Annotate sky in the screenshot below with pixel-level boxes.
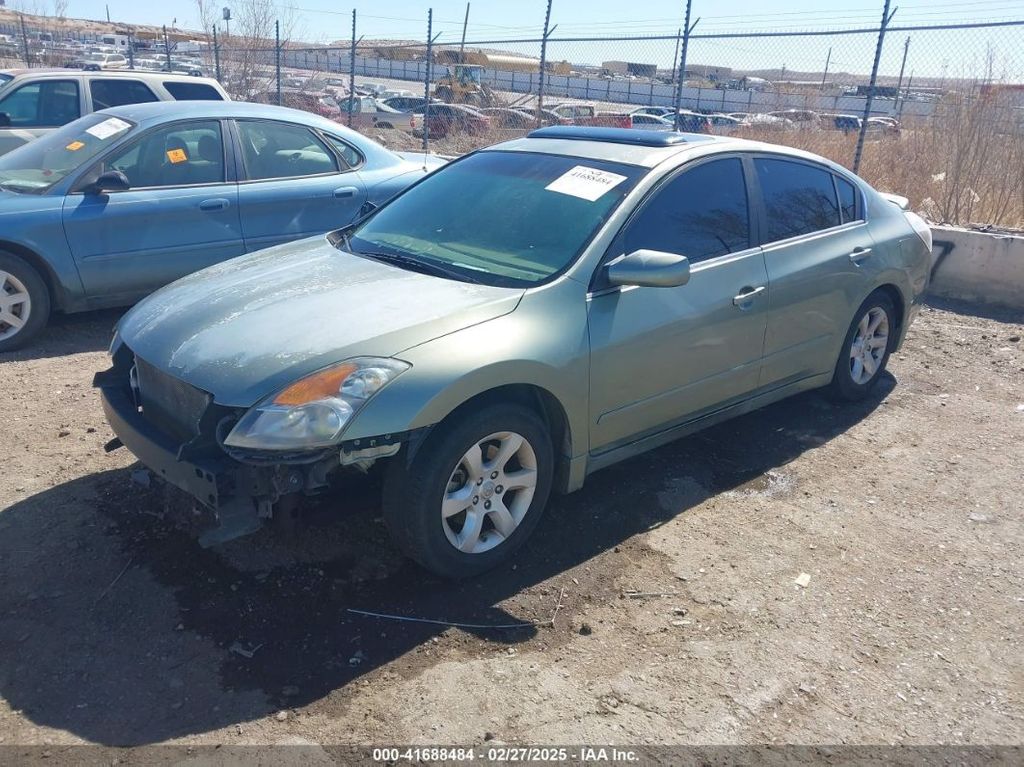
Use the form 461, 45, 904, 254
24, 0, 1024, 80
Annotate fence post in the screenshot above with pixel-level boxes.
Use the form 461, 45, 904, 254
275, 20, 282, 106
127, 32, 135, 69
212, 26, 221, 81
536, 0, 553, 126
423, 8, 434, 153
348, 10, 357, 128
673, 0, 695, 129
20, 13, 31, 66
163, 25, 172, 70
853, 0, 894, 173
894, 36, 910, 117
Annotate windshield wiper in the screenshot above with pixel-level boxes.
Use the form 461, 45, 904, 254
355, 249, 482, 284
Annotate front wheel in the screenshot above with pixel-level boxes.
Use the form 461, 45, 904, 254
828, 291, 896, 401
383, 403, 553, 579
0, 252, 50, 353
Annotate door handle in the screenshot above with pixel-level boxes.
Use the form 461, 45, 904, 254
849, 246, 872, 264
199, 198, 229, 211
732, 285, 766, 306
333, 186, 358, 199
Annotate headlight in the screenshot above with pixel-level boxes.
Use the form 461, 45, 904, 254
223, 357, 409, 450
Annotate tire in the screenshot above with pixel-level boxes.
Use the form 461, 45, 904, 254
0, 252, 50, 353
828, 290, 896, 401
383, 403, 554, 579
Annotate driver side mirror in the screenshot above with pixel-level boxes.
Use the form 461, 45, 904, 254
86, 169, 130, 194
0, 113, 11, 128
606, 249, 690, 288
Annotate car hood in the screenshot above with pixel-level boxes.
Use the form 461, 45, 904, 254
117, 236, 524, 407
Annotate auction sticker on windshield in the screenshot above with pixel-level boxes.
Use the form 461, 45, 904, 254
545, 165, 628, 202
86, 117, 131, 140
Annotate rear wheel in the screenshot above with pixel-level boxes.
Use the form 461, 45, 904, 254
828, 291, 896, 401
383, 403, 553, 579
0, 252, 50, 353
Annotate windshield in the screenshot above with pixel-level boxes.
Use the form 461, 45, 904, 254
0, 113, 134, 193
346, 151, 644, 287
0, 74, 12, 89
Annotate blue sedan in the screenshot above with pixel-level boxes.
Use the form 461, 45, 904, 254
0, 101, 445, 350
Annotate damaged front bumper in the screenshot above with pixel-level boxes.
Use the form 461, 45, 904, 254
94, 360, 410, 547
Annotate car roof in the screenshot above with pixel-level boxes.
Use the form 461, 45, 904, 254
98, 100, 344, 127
1, 67, 218, 85
489, 126, 862, 176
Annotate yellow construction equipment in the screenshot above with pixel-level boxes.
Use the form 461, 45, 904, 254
433, 64, 496, 107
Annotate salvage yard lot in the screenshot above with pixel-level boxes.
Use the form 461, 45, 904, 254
0, 302, 1021, 748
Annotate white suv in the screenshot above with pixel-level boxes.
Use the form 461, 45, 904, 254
0, 69, 230, 156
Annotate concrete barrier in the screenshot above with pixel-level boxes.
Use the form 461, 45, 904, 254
929, 225, 1024, 310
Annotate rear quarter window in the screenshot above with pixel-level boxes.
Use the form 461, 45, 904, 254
163, 82, 224, 101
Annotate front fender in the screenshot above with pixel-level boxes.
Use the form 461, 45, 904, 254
341, 278, 591, 461
0, 196, 86, 311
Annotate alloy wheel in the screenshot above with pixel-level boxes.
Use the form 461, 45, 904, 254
441, 431, 539, 554
0, 270, 31, 342
849, 306, 889, 385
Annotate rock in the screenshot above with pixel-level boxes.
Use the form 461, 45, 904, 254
1008, 335, 1020, 343
276, 710, 289, 722
348, 650, 365, 666
671, 620, 692, 627
798, 682, 813, 694
58, 429, 70, 438
968, 513, 989, 523
579, 623, 593, 636
794, 572, 812, 588
484, 731, 496, 741
130, 469, 151, 488
671, 607, 689, 616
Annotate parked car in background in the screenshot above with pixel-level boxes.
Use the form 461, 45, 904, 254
867, 116, 900, 135
0, 69, 228, 156
341, 95, 415, 133
738, 113, 793, 131
599, 112, 673, 130
160, 60, 204, 77
481, 107, 536, 130
549, 102, 630, 128
95, 125, 932, 578
631, 106, 674, 118
512, 106, 570, 126
74, 52, 128, 71
383, 96, 428, 113
825, 113, 862, 133
769, 109, 821, 129
0, 101, 446, 350
412, 103, 491, 138
708, 114, 742, 133
674, 110, 713, 132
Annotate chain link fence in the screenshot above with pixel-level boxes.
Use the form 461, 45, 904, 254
2, 6, 1022, 227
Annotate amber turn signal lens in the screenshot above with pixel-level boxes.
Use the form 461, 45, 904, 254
273, 363, 357, 406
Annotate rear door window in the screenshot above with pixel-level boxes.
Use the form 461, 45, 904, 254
237, 120, 338, 180
620, 157, 751, 264
754, 157, 841, 242
163, 81, 224, 101
0, 79, 80, 127
89, 79, 159, 110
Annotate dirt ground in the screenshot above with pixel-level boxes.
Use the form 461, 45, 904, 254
0, 301, 1021, 754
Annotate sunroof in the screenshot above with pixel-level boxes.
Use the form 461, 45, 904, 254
526, 126, 711, 146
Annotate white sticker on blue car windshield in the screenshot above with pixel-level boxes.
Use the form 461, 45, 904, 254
545, 165, 627, 202
85, 117, 131, 140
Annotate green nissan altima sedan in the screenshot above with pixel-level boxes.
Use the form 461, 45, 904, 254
96, 126, 933, 578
